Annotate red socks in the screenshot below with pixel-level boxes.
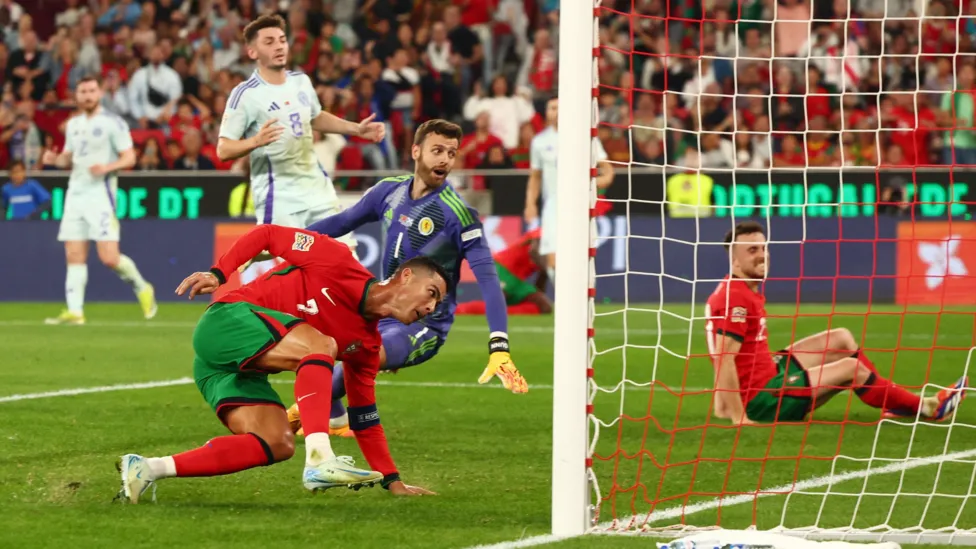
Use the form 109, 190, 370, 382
855, 372, 922, 413
506, 302, 542, 315
853, 350, 879, 375
173, 433, 272, 477
455, 301, 485, 315
456, 301, 543, 315
294, 353, 335, 436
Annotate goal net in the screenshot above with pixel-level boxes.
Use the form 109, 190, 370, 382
556, 0, 976, 544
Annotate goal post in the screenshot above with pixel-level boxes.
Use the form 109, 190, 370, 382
551, 0, 976, 545
551, 0, 599, 538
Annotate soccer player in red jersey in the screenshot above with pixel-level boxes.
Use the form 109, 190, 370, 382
705, 221, 967, 425
117, 224, 448, 503
456, 228, 552, 316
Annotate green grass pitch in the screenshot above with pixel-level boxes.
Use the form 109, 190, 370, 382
0, 302, 973, 549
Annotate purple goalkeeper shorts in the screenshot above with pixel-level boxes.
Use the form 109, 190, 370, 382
379, 318, 447, 371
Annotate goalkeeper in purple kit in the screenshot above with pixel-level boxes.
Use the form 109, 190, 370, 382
288, 119, 527, 435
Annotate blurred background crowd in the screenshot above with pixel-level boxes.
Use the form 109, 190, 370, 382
0, 0, 973, 183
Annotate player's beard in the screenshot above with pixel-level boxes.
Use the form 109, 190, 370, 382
81, 99, 99, 114
418, 155, 449, 187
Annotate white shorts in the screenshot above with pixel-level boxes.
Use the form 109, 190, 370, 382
256, 201, 357, 249
538, 208, 557, 256
58, 196, 119, 242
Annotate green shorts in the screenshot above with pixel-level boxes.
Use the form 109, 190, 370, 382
192, 301, 304, 421
746, 350, 814, 422
497, 263, 538, 305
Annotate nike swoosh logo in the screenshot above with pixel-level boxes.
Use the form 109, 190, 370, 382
321, 288, 336, 306
335, 468, 372, 477
297, 392, 317, 402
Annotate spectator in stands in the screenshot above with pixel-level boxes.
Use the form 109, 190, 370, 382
128, 44, 183, 129
7, 30, 48, 102
775, 0, 811, 57
0, 0, 22, 25
98, 0, 142, 31
73, 13, 101, 76
55, 0, 88, 29
137, 138, 164, 171
510, 121, 535, 168
1, 159, 49, 219
173, 129, 214, 171
423, 21, 461, 120
516, 28, 556, 109
382, 47, 421, 134
443, 5, 482, 97
4, 11, 28, 51
699, 133, 734, 169
0, 42, 8, 78
101, 68, 131, 121
46, 37, 90, 103
464, 76, 534, 149
1, 102, 41, 169
942, 63, 976, 165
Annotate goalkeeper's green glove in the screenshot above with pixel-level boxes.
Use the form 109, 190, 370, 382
478, 336, 528, 394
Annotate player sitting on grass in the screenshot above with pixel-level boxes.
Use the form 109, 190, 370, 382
706, 221, 967, 425
117, 224, 447, 503
287, 119, 527, 438
456, 228, 552, 316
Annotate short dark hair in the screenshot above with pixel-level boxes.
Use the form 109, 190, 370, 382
395, 256, 452, 293
723, 221, 765, 251
243, 14, 286, 44
77, 75, 100, 88
9, 159, 24, 170
414, 119, 462, 147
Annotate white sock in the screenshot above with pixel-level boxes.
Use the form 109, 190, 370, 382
65, 264, 87, 315
113, 254, 148, 292
146, 456, 177, 480
304, 432, 336, 466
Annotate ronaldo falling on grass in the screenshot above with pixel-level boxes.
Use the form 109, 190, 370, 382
116, 224, 449, 502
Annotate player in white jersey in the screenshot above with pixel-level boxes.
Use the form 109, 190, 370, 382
41, 77, 156, 325
524, 98, 614, 282
216, 15, 384, 233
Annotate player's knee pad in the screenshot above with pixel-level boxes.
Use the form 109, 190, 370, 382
347, 404, 380, 431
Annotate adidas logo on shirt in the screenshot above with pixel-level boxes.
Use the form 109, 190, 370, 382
268, 102, 281, 112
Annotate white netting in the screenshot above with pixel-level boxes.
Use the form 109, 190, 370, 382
583, 0, 976, 544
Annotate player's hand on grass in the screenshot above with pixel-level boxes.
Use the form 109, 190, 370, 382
357, 113, 386, 143
252, 119, 284, 148
176, 271, 221, 299
387, 481, 436, 496
89, 164, 109, 176
479, 337, 529, 394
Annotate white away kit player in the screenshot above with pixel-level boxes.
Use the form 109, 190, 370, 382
42, 76, 156, 325
216, 14, 386, 282
524, 98, 613, 283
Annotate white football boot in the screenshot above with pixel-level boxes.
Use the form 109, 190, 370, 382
303, 455, 383, 492
116, 454, 157, 504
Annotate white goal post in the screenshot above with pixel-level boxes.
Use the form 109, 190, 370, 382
551, 0, 598, 538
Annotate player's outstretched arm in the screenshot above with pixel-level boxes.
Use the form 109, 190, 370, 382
711, 336, 754, 426
311, 111, 386, 143
462, 217, 528, 394
210, 225, 322, 283
306, 180, 391, 237
344, 358, 436, 496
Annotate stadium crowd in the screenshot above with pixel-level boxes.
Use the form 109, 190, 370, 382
0, 0, 972, 176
